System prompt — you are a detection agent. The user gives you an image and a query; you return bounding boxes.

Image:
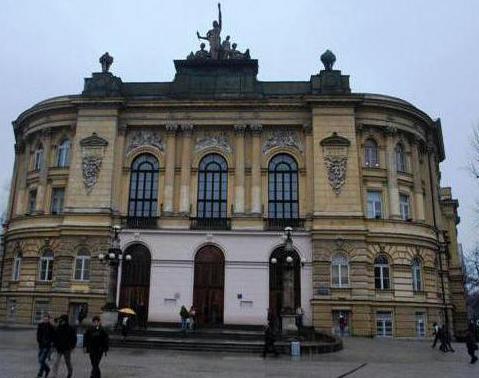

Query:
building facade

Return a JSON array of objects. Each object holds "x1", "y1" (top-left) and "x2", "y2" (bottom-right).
[{"x1": 0, "y1": 45, "x2": 467, "y2": 337}]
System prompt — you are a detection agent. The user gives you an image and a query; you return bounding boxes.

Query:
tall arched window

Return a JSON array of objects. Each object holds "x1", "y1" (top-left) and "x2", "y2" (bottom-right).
[
  {"x1": 33, "y1": 144, "x2": 44, "y2": 171},
  {"x1": 74, "y1": 249, "x2": 90, "y2": 281},
  {"x1": 396, "y1": 143, "x2": 407, "y2": 172},
  {"x1": 57, "y1": 139, "x2": 71, "y2": 167},
  {"x1": 197, "y1": 154, "x2": 228, "y2": 219},
  {"x1": 364, "y1": 139, "x2": 379, "y2": 167},
  {"x1": 12, "y1": 252, "x2": 22, "y2": 281},
  {"x1": 412, "y1": 257, "x2": 422, "y2": 291},
  {"x1": 39, "y1": 250, "x2": 54, "y2": 282},
  {"x1": 331, "y1": 254, "x2": 349, "y2": 287},
  {"x1": 268, "y1": 154, "x2": 299, "y2": 219},
  {"x1": 128, "y1": 154, "x2": 159, "y2": 217},
  {"x1": 374, "y1": 255, "x2": 390, "y2": 290}
]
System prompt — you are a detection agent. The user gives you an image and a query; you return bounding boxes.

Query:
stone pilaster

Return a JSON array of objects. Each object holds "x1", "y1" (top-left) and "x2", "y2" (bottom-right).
[
  {"x1": 385, "y1": 126, "x2": 400, "y2": 219},
  {"x1": 412, "y1": 138, "x2": 425, "y2": 222},
  {"x1": 179, "y1": 123, "x2": 194, "y2": 214},
  {"x1": 250, "y1": 123, "x2": 262, "y2": 215},
  {"x1": 38, "y1": 129, "x2": 53, "y2": 213},
  {"x1": 234, "y1": 124, "x2": 247, "y2": 214},
  {"x1": 303, "y1": 123, "x2": 313, "y2": 216},
  {"x1": 163, "y1": 123, "x2": 178, "y2": 214},
  {"x1": 427, "y1": 143, "x2": 442, "y2": 229},
  {"x1": 111, "y1": 124, "x2": 127, "y2": 214}
]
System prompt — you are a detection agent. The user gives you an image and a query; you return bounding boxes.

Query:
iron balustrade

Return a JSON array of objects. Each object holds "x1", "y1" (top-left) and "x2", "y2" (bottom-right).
[
  {"x1": 123, "y1": 216, "x2": 159, "y2": 229},
  {"x1": 190, "y1": 217, "x2": 231, "y2": 230},
  {"x1": 264, "y1": 218, "x2": 305, "y2": 230}
]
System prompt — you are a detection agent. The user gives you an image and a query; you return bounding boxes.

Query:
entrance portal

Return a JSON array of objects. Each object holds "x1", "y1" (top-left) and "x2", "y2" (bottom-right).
[
  {"x1": 119, "y1": 244, "x2": 151, "y2": 327},
  {"x1": 269, "y1": 248, "x2": 301, "y2": 321},
  {"x1": 193, "y1": 245, "x2": 225, "y2": 326}
]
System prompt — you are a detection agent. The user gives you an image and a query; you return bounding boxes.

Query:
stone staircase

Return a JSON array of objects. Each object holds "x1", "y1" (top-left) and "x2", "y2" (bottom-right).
[{"x1": 110, "y1": 324, "x2": 342, "y2": 354}]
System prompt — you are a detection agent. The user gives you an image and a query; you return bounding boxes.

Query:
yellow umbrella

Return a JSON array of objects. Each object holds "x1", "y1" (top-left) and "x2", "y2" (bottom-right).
[{"x1": 118, "y1": 308, "x2": 136, "y2": 315}]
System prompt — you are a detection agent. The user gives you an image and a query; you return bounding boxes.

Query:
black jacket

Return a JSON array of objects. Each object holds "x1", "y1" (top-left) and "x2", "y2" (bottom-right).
[
  {"x1": 84, "y1": 325, "x2": 109, "y2": 354},
  {"x1": 54, "y1": 323, "x2": 77, "y2": 352},
  {"x1": 37, "y1": 322, "x2": 55, "y2": 348}
]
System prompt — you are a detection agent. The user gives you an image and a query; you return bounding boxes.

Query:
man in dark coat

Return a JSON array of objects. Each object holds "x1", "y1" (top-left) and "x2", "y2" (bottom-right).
[
  {"x1": 262, "y1": 324, "x2": 279, "y2": 358},
  {"x1": 84, "y1": 316, "x2": 109, "y2": 378},
  {"x1": 36, "y1": 313, "x2": 55, "y2": 378},
  {"x1": 51, "y1": 314, "x2": 77, "y2": 378},
  {"x1": 466, "y1": 328, "x2": 478, "y2": 364}
]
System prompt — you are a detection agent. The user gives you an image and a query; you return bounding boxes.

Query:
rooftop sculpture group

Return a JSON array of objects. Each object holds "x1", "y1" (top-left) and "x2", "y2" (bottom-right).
[{"x1": 187, "y1": 3, "x2": 250, "y2": 61}]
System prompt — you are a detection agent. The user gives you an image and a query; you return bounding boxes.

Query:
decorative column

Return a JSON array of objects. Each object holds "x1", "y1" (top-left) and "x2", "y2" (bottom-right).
[
  {"x1": 163, "y1": 122, "x2": 178, "y2": 214},
  {"x1": 7, "y1": 142, "x2": 23, "y2": 219},
  {"x1": 234, "y1": 124, "x2": 247, "y2": 214},
  {"x1": 250, "y1": 123, "x2": 263, "y2": 215},
  {"x1": 179, "y1": 123, "x2": 194, "y2": 214},
  {"x1": 427, "y1": 143, "x2": 442, "y2": 228},
  {"x1": 303, "y1": 123, "x2": 313, "y2": 216},
  {"x1": 412, "y1": 137, "x2": 425, "y2": 222},
  {"x1": 384, "y1": 126, "x2": 400, "y2": 219},
  {"x1": 38, "y1": 129, "x2": 52, "y2": 213}
]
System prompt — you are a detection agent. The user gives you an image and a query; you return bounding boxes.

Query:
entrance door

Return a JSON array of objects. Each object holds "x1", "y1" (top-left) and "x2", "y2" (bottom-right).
[
  {"x1": 269, "y1": 248, "x2": 301, "y2": 321},
  {"x1": 193, "y1": 245, "x2": 225, "y2": 326},
  {"x1": 119, "y1": 244, "x2": 151, "y2": 327}
]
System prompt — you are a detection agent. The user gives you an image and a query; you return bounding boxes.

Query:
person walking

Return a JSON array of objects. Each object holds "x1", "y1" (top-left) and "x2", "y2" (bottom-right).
[
  {"x1": 465, "y1": 328, "x2": 478, "y2": 364},
  {"x1": 339, "y1": 314, "x2": 347, "y2": 337},
  {"x1": 180, "y1": 305, "x2": 189, "y2": 332},
  {"x1": 262, "y1": 324, "x2": 279, "y2": 358},
  {"x1": 121, "y1": 315, "x2": 130, "y2": 341},
  {"x1": 36, "y1": 313, "x2": 55, "y2": 378},
  {"x1": 51, "y1": 314, "x2": 77, "y2": 378},
  {"x1": 295, "y1": 307, "x2": 304, "y2": 336},
  {"x1": 431, "y1": 322, "x2": 440, "y2": 348},
  {"x1": 84, "y1": 316, "x2": 109, "y2": 378},
  {"x1": 189, "y1": 306, "x2": 197, "y2": 330}
]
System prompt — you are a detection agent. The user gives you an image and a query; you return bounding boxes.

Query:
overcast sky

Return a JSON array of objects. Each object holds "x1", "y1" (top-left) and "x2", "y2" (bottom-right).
[{"x1": 1, "y1": 0, "x2": 478, "y2": 253}]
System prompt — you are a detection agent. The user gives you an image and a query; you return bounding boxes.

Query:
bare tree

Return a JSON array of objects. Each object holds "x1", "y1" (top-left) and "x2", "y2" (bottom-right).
[
  {"x1": 465, "y1": 245, "x2": 479, "y2": 293},
  {"x1": 469, "y1": 125, "x2": 479, "y2": 179}
]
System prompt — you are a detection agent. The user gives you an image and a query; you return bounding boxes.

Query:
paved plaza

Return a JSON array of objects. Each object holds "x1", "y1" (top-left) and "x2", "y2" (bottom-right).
[{"x1": 0, "y1": 329, "x2": 475, "y2": 377}]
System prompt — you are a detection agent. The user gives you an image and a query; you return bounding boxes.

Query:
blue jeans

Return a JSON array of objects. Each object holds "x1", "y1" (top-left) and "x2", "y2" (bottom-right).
[
  {"x1": 181, "y1": 318, "x2": 188, "y2": 330},
  {"x1": 37, "y1": 347, "x2": 51, "y2": 377}
]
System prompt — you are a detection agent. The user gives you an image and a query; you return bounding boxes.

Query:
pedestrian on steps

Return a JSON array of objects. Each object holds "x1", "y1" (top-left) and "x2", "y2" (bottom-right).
[{"x1": 36, "y1": 313, "x2": 55, "y2": 378}]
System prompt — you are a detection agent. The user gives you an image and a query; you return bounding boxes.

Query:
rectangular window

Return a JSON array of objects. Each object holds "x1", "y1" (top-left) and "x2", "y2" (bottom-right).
[
  {"x1": 12, "y1": 257, "x2": 21, "y2": 281},
  {"x1": 415, "y1": 312, "x2": 426, "y2": 337},
  {"x1": 39, "y1": 258, "x2": 53, "y2": 281},
  {"x1": 367, "y1": 191, "x2": 383, "y2": 219},
  {"x1": 51, "y1": 188, "x2": 65, "y2": 214},
  {"x1": 28, "y1": 190, "x2": 37, "y2": 214},
  {"x1": 376, "y1": 311, "x2": 393, "y2": 337},
  {"x1": 399, "y1": 194, "x2": 411, "y2": 220},
  {"x1": 33, "y1": 301, "x2": 49, "y2": 324},
  {"x1": 34, "y1": 150, "x2": 43, "y2": 171},
  {"x1": 74, "y1": 257, "x2": 90, "y2": 281}
]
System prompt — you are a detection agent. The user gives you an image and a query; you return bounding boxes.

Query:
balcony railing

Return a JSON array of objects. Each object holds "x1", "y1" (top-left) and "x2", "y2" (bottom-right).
[
  {"x1": 264, "y1": 218, "x2": 305, "y2": 231},
  {"x1": 190, "y1": 217, "x2": 231, "y2": 230},
  {"x1": 123, "y1": 216, "x2": 159, "y2": 229}
]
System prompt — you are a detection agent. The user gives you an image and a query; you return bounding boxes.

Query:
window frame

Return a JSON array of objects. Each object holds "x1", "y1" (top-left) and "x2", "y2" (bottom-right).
[
  {"x1": 197, "y1": 154, "x2": 228, "y2": 219},
  {"x1": 39, "y1": 250, "x2": 54, "y2": 282},
  {"x1": 364, "y1": 138, "x2": 380, "y2": 167},
  {"x1": 12, "y1": 253, "x2": 22, "y2": 281},
  {"x1": 395, "y1": 143, "x2": 407, "y2": 173},
  {"x1": 28, "y1": 189, "x2": 37, "y2": 214},
  {"x1": 331, "y1": 254, "x2": 350, "y2": 288},
  {"x1": 33, "y1": 146, "x2": 44, "y2": 172},
  {"x1": 73, "y1": 249, "x2": 91, "y2": 281},
  {"x1": 374, "y1": 255, "x2": 391, "y2": 290},
  {"x1": 268, "y1": 154, "x2": 299, "y2": 219},
  {"x1": 128, "y1": 154, "x2": 160, "y2": 218},
  {"x1": 56, "y1": 139, "x2": 71, "y2": 167},
  {"x1": 50, "y1": 187, "x2": 65, "y2": 215},
  {"x1": 412, "y1": 258, "x2": 422, "y2": 292},
  {"x1": 367, "y1": 191, "x2": 383, "y2": 219},
  {"x1": 399, "y1": 193, "x2": 411, "y2": 220},
  {"x1": 376, "y1": 311, "x2": 393, "y2": 337}
]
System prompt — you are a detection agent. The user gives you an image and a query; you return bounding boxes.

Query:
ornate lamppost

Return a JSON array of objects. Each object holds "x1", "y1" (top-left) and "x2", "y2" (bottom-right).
[
  {"x1": 271, "y1": 227, "x2": 298, "y2": 333},
  {"x1": 98, "y1": 225, "x2": 131, "y2": 327}
]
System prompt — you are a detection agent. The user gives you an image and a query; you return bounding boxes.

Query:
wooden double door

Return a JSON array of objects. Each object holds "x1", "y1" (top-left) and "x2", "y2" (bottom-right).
[{"x1": 193, "y1": 245, "x2": 225, "y2": 327}]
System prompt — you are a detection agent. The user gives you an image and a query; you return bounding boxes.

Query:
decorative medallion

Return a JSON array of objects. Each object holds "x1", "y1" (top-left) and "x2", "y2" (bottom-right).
[
  {"x1": 79, "y1": 133, "x2": 108, "y2": 195},
  {"x1": 320, "y1": 132, "x2": 351, "y2": 195},
  {"x1": 127, "y1": 129, "x2": 165, "y2": 153},
  {"x1": 262, "y1": 130, "x2": 303, "y2": 154},
  {"x1": 194, "y1": 133, "x2": 231, "y2": 154}
]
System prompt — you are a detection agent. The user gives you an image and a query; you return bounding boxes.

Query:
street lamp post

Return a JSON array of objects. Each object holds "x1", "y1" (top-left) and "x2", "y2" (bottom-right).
[
  {"x1": 98, "y1": 225, "x2": 131, "y2": 328},
  {"x1": 271, "y1": 227, "x2": 298, "y2": 334}
]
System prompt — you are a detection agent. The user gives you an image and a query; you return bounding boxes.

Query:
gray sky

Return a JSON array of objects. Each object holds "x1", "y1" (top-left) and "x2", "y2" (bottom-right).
[{"x1": 1, "y1": 0, "x2": 478, "y2": 252}]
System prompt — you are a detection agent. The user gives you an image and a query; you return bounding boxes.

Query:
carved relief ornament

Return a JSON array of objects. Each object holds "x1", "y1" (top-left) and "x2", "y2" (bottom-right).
[
  {"x1": 262, "y1": 130, "x2": 303, "y2": 154},
  {"x1": 79, "y1": 133, "x2": 108, "y2": 194},
  {"x1": 320, "y1": 132, "x2": 351, "y2": 195},
  {"x1": 127, "y1": 129, "x2": 165, "y2": 153},
  {"x1": 194, "y1": 133, "x2": 232, "y2": 154}
]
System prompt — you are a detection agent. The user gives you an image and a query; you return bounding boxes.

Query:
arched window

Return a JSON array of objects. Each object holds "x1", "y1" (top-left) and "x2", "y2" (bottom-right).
[
  {"x1": 128, "y1": 154, "x2": 159, "y2": 217},
  {"x1": 33, "y1": 144, "x2": 44, "y2": 171},
  {"x1": 197, "y1": 154, "x2": 228, "y2": 219},
  {"x1": 57, "y1": 139, "x2": 71, "y2": 167},
  {"x1": 331, "y1": 254, "x2": 349, "y2": 287},
  {"x1": 12, "y1": 252, "x2": 22, "y2": 281},
  {"x1": 395, "y1": 143, "x2": 407, "y2": 172},
  {"x1": 364, "y1": 139, "x2": 379, "y2": 167},
  {"x1": 74, "y1": 249, "x2": 90, "y2": 281},
  {"x1": 39, "y1": 250, "x2": 54, "y2": 282},
  {"x1": 268, "y1": 154, "x2": 299, "y2": 219},
  {"x1": 412, "y1": 258, "x2": 422, "y2": 291},
  {"x1": 374, "y1": 255, "x2": 390, "y2": 290}
]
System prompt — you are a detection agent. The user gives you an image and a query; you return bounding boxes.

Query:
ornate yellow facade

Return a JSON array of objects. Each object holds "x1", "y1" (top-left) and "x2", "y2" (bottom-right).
[{"x1": 0, "y1": 52, "x2": 466, "y2": 338}]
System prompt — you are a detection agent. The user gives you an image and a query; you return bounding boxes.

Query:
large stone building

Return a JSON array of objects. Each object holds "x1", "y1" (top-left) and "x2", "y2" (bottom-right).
[{"x1": 0, "y1": 19, "x2": 467, "y2": 337}]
